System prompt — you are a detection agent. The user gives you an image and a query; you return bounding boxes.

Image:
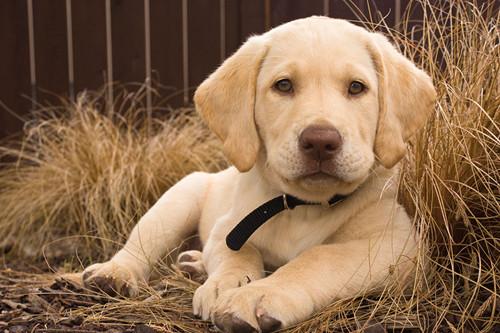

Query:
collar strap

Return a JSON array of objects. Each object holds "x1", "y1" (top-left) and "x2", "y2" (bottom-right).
[{"x1": 226, "y1": 193, "x2": 347, "y2": 251}]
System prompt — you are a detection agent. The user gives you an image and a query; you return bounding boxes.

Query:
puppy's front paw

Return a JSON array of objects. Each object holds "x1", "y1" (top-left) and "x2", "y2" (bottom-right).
[
  {"x1": 212, "y1": 282, "x2": 314, "y2": 333},
  {"x1": 176, "y1": 250, "x2": 207, "y2": 282},
  {"x1": 192, "y1": 271, "x2": 255, "y2": 321},
  {"x1": 82, "y1": 260, "x2": 143, "y2": 297}
]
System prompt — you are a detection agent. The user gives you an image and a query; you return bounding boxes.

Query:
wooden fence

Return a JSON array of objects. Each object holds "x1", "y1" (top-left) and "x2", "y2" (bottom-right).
[{"x1": 1, "y1": 0, "x2": 421, "y2": 138}]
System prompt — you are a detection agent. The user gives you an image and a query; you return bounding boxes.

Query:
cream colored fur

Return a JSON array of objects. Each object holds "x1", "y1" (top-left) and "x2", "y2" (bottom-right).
[{"x1": 82, "y1": 17, "x2": 436, "y2": 332}]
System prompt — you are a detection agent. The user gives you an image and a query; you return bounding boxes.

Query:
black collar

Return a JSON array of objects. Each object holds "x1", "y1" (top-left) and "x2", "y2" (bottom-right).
[{"x1": 226, "y1": 193, "x2": 347, "y2": 251}]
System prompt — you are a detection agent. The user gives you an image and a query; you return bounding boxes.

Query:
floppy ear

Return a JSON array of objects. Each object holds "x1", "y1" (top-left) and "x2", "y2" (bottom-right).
[
  {"x1": 369, "y1": 33, "x2": 436, "y2": 168},
  {"x1": 194, "y1": 36, "x2": 268, "y2": 172}
]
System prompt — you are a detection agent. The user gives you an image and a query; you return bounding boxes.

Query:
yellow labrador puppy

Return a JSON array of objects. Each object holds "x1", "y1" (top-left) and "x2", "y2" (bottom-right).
[{"x1": 83, "y1": 17, "x2": 435, "y2": 332}]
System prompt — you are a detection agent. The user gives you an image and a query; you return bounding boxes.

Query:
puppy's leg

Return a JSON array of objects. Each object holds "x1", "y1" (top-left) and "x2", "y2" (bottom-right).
[
  {"x1": 213, "y1": 207, "x2": 417, "y2": 332},
  {"x1": 83, "y1": 171, "x2": 211, "y2": 296},
  {"x1": 192, "y1": 228, "x2": 265, "y2": 322}
]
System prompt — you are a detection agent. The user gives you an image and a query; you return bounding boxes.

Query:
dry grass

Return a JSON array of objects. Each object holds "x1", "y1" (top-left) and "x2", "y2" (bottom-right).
[
  {"x1": 0, "y1": 0, "x2": 498, "y2": 332},
  {"x1": 0, "y1": 87, "x2": 227, "y2": 261}
]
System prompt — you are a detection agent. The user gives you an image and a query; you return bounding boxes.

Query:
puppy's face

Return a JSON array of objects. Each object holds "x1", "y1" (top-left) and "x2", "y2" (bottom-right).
[
  {"x1": 195, "y1": 17, "x2": 436, "y2": 202},
  {"x1": 254, "y1": 20, "x2": 379, "y2": 200}
]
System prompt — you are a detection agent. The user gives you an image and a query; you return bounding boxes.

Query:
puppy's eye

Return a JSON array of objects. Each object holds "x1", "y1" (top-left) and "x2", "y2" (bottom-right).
[
  {"x1": 274, "y1": 79, "x2": 293, "y2": 93},
  {"x1": 348, "y1": 81, "x2": 365, "y2": 95}
]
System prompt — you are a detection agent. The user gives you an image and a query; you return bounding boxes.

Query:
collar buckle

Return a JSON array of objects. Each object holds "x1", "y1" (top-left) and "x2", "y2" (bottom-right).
[{"x1": 282, "y1": 194, "x2": 290, "y2": 210}]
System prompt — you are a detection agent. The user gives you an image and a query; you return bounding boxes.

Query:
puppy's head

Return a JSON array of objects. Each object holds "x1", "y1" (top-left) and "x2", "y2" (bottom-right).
[{"x1": 195, "y1": 17, "x2": 436, "y2": 201}]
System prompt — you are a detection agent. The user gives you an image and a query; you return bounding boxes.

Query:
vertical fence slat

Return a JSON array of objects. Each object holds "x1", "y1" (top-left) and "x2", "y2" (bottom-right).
[
  {"x1": 150, "y1": 0, "x2": 183, "y2": 107},
  {"x1": 72, "y1": 0, "x2": 106, "y2": 101},
  {"x1": 33, "y1": 0, "x2": 69, "y2": 106},
  {"x1": 110, "y1": 1, "x2": 145, "y2": 88},
  {"x1": 27, "y1": 0, "x2": 37, "y2": 110},
  {"x1": 264, "y1": 0, "x2": 271, "y2": 30},
  {"x1": 0, "y1": 0, "x2": 31, "y2": 137},
  {"x1": 330, "y1": 0, "x2": 364, "y2": 22},
  {"x1": 144, "y1": 0, "x2": 152, "y2": 127},
  {"x1": 272, "y1": 0, "x2": 323, "y2": 28},
  {"x1": 395, "y1": 0, "x2": 401, "y2": 29},
  {"x1": 65, "y1": 0, "x2": 74, "y2": 102},
  {"x1": 187, "y1": 0, "x2": 220, "y2": 102},
  {"x1": 240, "y1": 0, "x2": 266, "y2": 39},
  {"x1": 1, "y1": 0, "x2": 422, "y2": 138},
  {"x1": 225, "y1": 0, "x2": 241, "y2": 57},
  {"x1": 182, "y1": 0, "x2": 189, "y2": 104},
  {"x1": 105, "y1": 0, "x2": 113, "y2": 113},
  {"x1": 219, "y1": 0, "x2": 226, "y2": 61}
]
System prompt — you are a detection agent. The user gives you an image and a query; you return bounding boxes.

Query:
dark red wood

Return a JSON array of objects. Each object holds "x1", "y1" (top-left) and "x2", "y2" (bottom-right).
[
  {"x1": 0, "y1": 0, "x2": 428, "y2": 137},
  {"x1": 0, "y1": 0, "x2": 31, "y2": 137},
  {"x1": 33, "y1": 0, "x2": 69, "y2": 106},
  {"x1": 150, "y1": 0, "x2": 184, "y2": 107},
  {"x1": 330, "y1": 0, "x2": 365, "y2": 21},
  {"x1": 72, "y1": 0, "x2": 107, "y2": 96},
  {"x1": 225, "y1": 0, "x2": 242, "y2": 57},
  {"x1": 271, "y1": 0, "x2": 324, "y2": 27},
  {"x1": 187, "y1": 0, "x2": 221, "y2": 99},
  {"x1": 110, "y1": 0, "x2": 146, "y2": 85},
  {"x1": 240, "y1": 0, "x2": 266, "y2": 38}
]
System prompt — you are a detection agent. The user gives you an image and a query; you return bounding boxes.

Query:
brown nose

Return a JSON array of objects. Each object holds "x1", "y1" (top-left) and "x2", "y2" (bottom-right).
[{"x1": 299, "y1": 125, "x2": 342, "y2": 161}]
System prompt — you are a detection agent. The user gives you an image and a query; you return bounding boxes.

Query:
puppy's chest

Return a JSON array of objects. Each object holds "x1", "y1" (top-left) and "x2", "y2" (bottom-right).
[{"x1": 249, "y1": 206, "x2": 344, "y2": 267}]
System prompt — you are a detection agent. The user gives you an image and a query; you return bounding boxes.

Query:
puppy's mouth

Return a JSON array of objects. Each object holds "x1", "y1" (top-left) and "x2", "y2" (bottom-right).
[
  {"x1": 296, "y1": 161, "x2": 340, "y2": 181},
  {"x1": 274, "y1": 167, "x2": 340, "y2": 186},
  {"x1": 269, "y1": 160, "x2": 358, "y2": 202},
  {"x1": 299, "y1": 171, "x2": 336, "y2": 181}
]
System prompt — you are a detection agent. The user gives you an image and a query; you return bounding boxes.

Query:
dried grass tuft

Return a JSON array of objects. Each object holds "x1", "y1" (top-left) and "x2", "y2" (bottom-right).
[
  {"x1": 0, "y1": 0, "x2": 498, "y2": 332},
  {"x1": 0, "y1": 88, "x2": 227, "y2": 261}
]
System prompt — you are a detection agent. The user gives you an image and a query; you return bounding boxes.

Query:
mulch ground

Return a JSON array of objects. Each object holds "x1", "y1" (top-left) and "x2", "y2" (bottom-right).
[
  {"x1": 2, "y1": 259, "x2": 498, "y2": 333},
  {"x1": 0, "y1": 268, "x2": 145, "y2": 332},
  {"x1": 0, "y1": 260, "x2": 217, "y2": 333}
]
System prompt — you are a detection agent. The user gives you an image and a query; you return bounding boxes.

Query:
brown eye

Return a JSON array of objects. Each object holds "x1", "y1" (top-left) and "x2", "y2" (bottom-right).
[
  {"x1": 348, "y1": 81, "x2": 365, "y2": 95},
  {"x1": 274, "y1": 79, "x2": 293, "y2": 93}
]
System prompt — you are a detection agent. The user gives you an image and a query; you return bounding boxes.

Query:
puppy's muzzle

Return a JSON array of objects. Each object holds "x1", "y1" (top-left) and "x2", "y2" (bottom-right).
[{"x1": 299, "y1": 125, "x2": 342, "y2": 161}]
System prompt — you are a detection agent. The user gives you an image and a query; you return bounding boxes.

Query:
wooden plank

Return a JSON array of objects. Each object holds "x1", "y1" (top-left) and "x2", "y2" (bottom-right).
[
  {"x1": 187, "y1": 0, "x2": 221, "y2": 100},
  {"x1": 271, "y1": 0, "x2": 324, "y2": 27},
  {"x1": 227, "y1": 0, "x2": 267, "y2": 59},
  {"x1": 329, "y1": 0, "x2": 365, "y2": 21},
  {"x1": 33, "y1": 0, "x2": 69, "y2": 105},
  {"x1": 225, "y1": 0, "x2": 241, "y2": 56},
  {"x1": 240, "y1": 0, "x2": 266, "y2": 38},
  {"x1": 72, "y1": 0, "x2": 107, "y2": 97},
  {"x1": 150, "y1": 0, "x2": 184, "y2": 107},
  {"x1": 110, "y1": 0, "x2": 145, "y2": 85},
  {"x1": 0, "y1": 0, "x2": 428, "y2": 139},
  {"x1": 0, "y1": 0, "x2": 31, "y2": 137}
]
